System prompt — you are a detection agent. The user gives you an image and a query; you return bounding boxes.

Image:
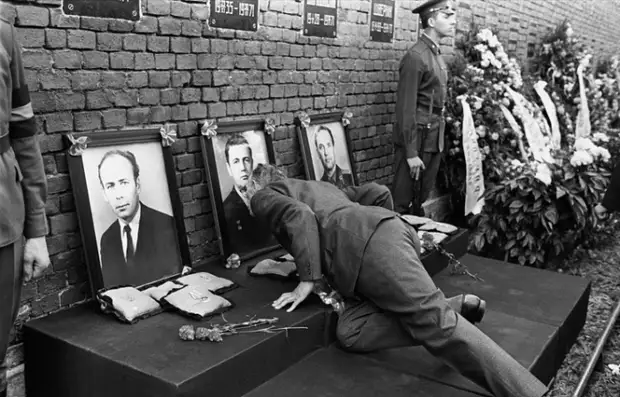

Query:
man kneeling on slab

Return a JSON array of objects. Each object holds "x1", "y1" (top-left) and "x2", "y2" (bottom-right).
[{"x1": 247, "y1": 164, "x2": 548, "y2": 397}]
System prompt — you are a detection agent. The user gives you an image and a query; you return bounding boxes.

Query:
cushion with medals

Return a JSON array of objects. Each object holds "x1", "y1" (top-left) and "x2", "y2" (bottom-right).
[
  {"x1": 249, "y1": 258, "x2": 297, "y2": 279},
  {"x1": 400, "y1": 214, "x2": 433, "y2": 227},
  {"x1": 418, "y1": 221, "x2": 458, "y2": 235},
  {"x1": 97, "y1": 286, "x2": 162, "y2": 324},
  {"x1": 143, "y1": 281, "x2": 185, "y2": 301},
  {"x1": 163, "y1": 284, "x2": 233, "y2": 319},
  {"x1": 175, "y1": 272, "x2": 237, "y2": 294},
  {"x1": 418, "y1": 231, "x2": 450, "y2": 245}
]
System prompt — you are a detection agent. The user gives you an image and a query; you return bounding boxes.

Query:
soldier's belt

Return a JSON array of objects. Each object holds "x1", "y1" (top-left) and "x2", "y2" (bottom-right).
[{"x1": 418, "y1": 106, "x2": 445, "y2": 116}]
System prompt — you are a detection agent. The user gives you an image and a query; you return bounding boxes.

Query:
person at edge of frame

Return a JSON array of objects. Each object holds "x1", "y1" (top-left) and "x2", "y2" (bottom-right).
[
  {"x1": 246, "y1": 163, "x2": 549, "y2": 397},
  {"x1": 0, "y1": 14, "x2": 51, "y2": 397},
  {"x1": 392, "y1": 0, "x2": 454, "y2": 216}
]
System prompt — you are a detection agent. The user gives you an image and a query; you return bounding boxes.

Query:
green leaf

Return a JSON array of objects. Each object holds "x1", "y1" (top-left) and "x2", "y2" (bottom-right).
[
  {"x1": 510, "y1": 200, "x2": 523, "y2": 209},
  {"x1": 544, "y1": 208, "x2": 558, "y2": 224},
  {"x1": 474, "y1": 233, "x2": 485, "y2": 252}
]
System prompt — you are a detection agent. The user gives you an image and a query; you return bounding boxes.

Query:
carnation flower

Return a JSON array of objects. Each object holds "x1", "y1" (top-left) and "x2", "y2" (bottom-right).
[
  {"x1": 476, "y1": 125, "x2": 487, "y2": 138},
  {"x1": 535, "y1": 163, "x2": 553, "y2": 185},
  {"x1": 574, "y1": 137, "x2": 596, "y2": 151},
  {"x1": 487, "y1": 35, "x2": 500, "y2": 48},
  {"x1": 570, "y1": 150, "x2": 594, "y2": 167},
  {"x1": 491, "y1": 132, "x2": 499, "y2": 140},
  {"x1": 592, "y1": 132, "x2": 610, "y2": 143},
  {"x1": 474, "y1": 44, "x2": 488, "y2": 53}
]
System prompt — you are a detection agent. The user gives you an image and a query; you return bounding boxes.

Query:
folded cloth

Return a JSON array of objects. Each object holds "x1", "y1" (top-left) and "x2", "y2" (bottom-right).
[
  {"x1": 163, "y1": 284, "x2": 232, "y2": 319},
  {"x1": 400, "y1": 214, "x2": 432, "y2": 226},
  {"x1": 249, "y1": 258, "x2": 297, "y2": 278},
  {"x1": 175, "y1": 272, "x2": 236, "y2": 294},
  {"x1": 143, "y1": 281, "x2": 185, "y2": 301},
  {"x1": 418, "y1": 231, "x2": 449, "y2": 245},
  {"x1": 98, "y1": 286, "x2": 162, "y2": 323},
  {"x1": 418, "y1": 221, "x2": 458, "y2": 235}
]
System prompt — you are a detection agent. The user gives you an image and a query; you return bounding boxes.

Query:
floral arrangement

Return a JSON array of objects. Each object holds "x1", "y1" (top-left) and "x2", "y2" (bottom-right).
[{"x1": 443, "y1": 22, "x2": 615, "y2": 268}]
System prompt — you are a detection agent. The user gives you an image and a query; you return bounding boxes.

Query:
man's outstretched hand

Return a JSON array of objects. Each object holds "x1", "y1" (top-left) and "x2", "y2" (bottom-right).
[{"x1": 272, "y1": 281, "x2": 315, "y2": 312}]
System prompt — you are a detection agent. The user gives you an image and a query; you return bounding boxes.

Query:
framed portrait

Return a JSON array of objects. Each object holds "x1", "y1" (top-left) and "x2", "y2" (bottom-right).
[
  {"x1": 200, "y1": 118, "x2": 280, "y2": 261},
  {"x1": 295, "y1": 111, "x2": 358, "y2": 190},
  {"x1": 65, "y1": 126, "x2": 190, "y2": 295}
]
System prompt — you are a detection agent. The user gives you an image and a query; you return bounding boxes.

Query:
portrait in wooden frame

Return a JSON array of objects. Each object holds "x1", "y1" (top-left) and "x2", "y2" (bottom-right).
[
  {"x1": 200, "y1": 118, "x2": 280, "y2": 261},
  {"x1": 65, "y1": 126, "x2": 190, "y2": 295},
  {"x1": 295, "y1": 111, "x2": 358, "y2": 190}
]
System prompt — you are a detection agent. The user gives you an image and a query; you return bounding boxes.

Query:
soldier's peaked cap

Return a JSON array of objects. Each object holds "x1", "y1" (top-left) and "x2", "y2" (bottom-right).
[{"x1": 412, "y1": 0, "x2": 456, "y2": 16}]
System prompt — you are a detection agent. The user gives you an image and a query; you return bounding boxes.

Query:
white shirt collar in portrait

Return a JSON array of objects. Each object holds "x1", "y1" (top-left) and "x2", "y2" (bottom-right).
[
  {"x1": 118, "y1": 203, "x2": 142, "y2": 261},
  {"x1": 235, "y1": 186, "x2": 251, "y2": 210}
]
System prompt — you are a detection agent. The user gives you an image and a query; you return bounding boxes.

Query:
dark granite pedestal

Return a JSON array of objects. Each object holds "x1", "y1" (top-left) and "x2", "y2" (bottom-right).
[
  {"x1": 246, "y1": 255, "x2": 590, "y2": 397},
  {"x1": 23, "y1": 230, "x2": 589, "y2": 397}
]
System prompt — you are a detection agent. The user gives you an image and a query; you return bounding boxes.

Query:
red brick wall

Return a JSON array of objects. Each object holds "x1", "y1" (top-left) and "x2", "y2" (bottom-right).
[{"x1": 2, "y1": 0, "x2": 620, "y2": 382}]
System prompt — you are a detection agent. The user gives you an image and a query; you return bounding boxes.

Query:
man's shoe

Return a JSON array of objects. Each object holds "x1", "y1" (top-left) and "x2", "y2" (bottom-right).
[
  {"x1": 461, "y1": 294, "x2": 486, "y2": 324},
  {"x1": 0, "y1": 388, "x2": 6, "y2": 397}
]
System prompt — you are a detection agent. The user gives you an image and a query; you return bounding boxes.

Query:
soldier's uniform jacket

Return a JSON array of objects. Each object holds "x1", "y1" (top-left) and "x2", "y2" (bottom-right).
[
  {"x1": 0, "y1": 16, "x2": 48, "y2": 248},
  {"x1": 393, "y1": 33, "x2": 448, "y2": 158}
]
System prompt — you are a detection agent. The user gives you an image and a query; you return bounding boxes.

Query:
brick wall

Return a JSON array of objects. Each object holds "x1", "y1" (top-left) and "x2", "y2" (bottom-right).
[{"x1": 1, "y1": 0, "x2": 620, "y2": 395}]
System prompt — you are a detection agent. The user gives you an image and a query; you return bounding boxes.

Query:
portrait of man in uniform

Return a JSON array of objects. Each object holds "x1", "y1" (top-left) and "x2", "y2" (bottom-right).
[
  {"x1": 314, "y1": 125, "x2": 354, "y2": 189},
  {"x1": 302, "y1": 120, "x2": 356, "y2": 190},
  {"x1": 207, "y1": 128, "x2": 278, "y2": 258}
]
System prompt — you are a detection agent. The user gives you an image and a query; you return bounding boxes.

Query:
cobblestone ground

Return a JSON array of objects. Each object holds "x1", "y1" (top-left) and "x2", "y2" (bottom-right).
[{"x1": 548, "y1": 224, "x2": 620, "y2": 397}]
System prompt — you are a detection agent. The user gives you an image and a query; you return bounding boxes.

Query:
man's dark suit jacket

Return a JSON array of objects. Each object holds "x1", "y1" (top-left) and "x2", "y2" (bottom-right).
[
  {"x1": 603, "y1": 162, "x2": 620, "y2": 211},
  {"x1": 250, "y1": 179, "x2": 396, "y2": 298},
  {"x1": 320, "y1": 165, "x2": 354, "y2": 190},
  {"x1": 223, "y1": 188, "x2": 276, "y2": 255},
  {"x1": 100, "y1": 203, "x2": 181, "y2": 287}
]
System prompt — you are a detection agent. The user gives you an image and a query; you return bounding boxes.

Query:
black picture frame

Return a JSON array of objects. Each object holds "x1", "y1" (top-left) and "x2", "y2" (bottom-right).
[
  {"x1": 65, "y1": 126, "x2": 190, "y2": 296},
  {"x1": 295, "y1": 111, "x2": 358, "y2": 188},
  {"x1": 200, "y1": 118, "x2": 281, "y2": 262}
]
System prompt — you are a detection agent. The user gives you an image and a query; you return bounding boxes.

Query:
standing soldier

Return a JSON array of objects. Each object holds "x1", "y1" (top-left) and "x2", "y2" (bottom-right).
[
  {"x1": 0, "y1": 15, "x2": 50, "y2": 397},
  {"x1": 392, "y1": 0, "x2": 456, "y2": 216}
]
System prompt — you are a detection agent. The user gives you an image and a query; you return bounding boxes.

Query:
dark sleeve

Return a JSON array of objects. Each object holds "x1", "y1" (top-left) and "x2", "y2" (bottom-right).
[
  {"x1": 8, "y1": 23, "x2": 48, "y2": 238},
  {"x1": 602, "y1": 162, "x2": 620, "y2": 211},
  {"x1": 250, "y1": 188, "x2": 322, "y2": 281},
  {"x1": 343, "y1": 183, "x2": 394, "y2": 211},
  {"x1": 397, "y1": 52, "x2": 423, "y2": 159}
]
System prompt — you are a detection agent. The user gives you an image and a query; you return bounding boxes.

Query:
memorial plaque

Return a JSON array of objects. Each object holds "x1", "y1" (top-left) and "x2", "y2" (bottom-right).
[
  {"x1": 210, "y1": 0, "x2": 259, "y2": 31},
  {"x1": 303, "y1": 0, "x2": 338, "y2": 38},
  {"x1": 62, "y1": 0, "x2": 141, "y2": 21},
  {"x1": 370, "y1": 0, "x2": 395, "y2": 43}
]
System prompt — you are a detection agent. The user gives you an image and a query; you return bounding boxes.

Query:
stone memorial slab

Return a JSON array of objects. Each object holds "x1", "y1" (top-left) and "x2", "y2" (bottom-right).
[
  {"x1": 303, "y1": 0, "x2": 338, "y2": 38},
  {"x1": 62, "y1": 0, "x2": 141, "y2": 21},
  {"x1": 209, "y1": 0, "x2": 259, "y2": 32},
  {"x1": 370, "y1": 0, "x2": 395, "y2": 43}
]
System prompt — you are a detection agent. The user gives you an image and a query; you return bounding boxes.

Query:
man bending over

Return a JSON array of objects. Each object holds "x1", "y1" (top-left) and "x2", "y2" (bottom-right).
[{"x1": 247, "y1": 164, "x2": 548, "y2": 397}]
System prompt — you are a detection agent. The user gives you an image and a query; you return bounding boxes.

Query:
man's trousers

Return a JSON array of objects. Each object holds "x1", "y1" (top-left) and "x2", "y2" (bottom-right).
[
  {"x1": 335, "y1": 218, "x2": 548, "y2": 397},
  {"x1": 391, "y1": 147, "x2": 442, "y2": 215},
  {"x1": 0, "y1": 239, "x2": 23, "y2": 393}
]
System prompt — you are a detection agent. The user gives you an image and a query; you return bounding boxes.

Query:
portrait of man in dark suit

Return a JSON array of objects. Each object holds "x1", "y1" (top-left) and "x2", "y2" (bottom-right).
[
  {"x1": 221, "y1": 134, "x2": 275, "y2": 256},
  {"x1": 97, "y1": 149, "x2": 181, "y2": 287},
  {"x1": 314, "y1": 125, "x2": 354, "y2": 190}
]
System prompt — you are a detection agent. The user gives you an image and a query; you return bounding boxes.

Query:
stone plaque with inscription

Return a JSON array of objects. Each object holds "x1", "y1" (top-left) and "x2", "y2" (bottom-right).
[
  {"x1": 303, "y1": 0, "x2": 338, "y2": 38},
  {"x1": 210, "y1": 0, "x2": 259, "y2": 31},
  {"x1": 370, "y1": 0, "x2": 395, "y2": 43},
  {"x1": 62, "y1": 0, "x2": 141, "y2": 21}
]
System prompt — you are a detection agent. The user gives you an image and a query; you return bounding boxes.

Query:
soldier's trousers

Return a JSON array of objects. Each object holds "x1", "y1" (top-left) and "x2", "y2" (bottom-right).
[
  {"x1": 391, "y1": 147, "x2": 442, "y2": 215},
  {"x1": 335, "y1": 218, "x2": 548, "y2": 397},
  {"x1": 0, "y1": 239, "x2": 23, "y2": 393}
]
